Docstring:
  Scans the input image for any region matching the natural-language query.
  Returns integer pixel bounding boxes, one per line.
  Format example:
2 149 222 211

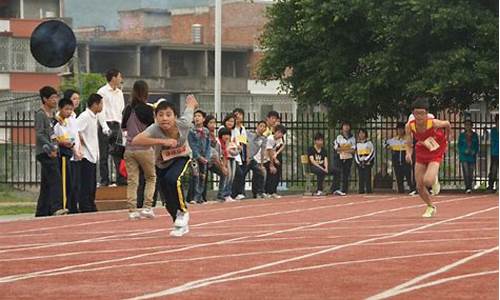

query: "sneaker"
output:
174 210 190 227
169 225 189 237
271 193 282 199
334 190 346 196
409 190 418 196
225 196 237 202
315 191 324 196
262 193 272 199
235 194 246 200
128 211 141 220
54 208 69 216
109 183 118 188
422 205 437 218
465 189 472 194
188 200 196 204
431 179 440 195
140 208 155 219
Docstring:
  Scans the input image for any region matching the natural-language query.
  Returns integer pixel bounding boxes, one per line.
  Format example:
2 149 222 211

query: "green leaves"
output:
258 0 498 124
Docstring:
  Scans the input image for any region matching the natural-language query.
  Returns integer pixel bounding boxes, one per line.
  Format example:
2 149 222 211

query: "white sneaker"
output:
465 189 472 194
225 196 237 202
315 191 324 196
235 194 246 200
128 211 141 220
174 210 190 227
262 193 272 199
169 225 189 237
422 205 437 218
109 183 118 188
140 208 155 219
271 193 282 199
409 190 418 196
334 190 346 196
431 179 441 195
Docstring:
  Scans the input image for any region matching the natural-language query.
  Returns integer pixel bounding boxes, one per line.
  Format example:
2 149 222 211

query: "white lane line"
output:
366 246 499 300
0 196 405 254
126 205 498 299
373 270 499 298
0 196 431 283
0 195 492 284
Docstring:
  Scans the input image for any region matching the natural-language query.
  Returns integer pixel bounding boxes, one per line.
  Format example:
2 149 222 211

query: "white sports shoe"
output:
140 208 155 219
170 225 189 237
271 193 282 199
262 193 272 199
334 190 346 196
315 191 324 196
174 210 190 227
431 178 441 195
235 194 246 200
128 211 141 220
422 205 437 218
225 196 237 202
409 190 418 196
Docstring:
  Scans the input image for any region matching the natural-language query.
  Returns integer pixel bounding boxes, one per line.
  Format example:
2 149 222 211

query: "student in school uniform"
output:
354 128 375 194
53 97 81 213
77 94 104 213
132 95 198 237
34 86 66 217
232 108 250 200
386 122 416 195
63 89 83 213
264 124 287 199
308 132 329 196
331 121 356 196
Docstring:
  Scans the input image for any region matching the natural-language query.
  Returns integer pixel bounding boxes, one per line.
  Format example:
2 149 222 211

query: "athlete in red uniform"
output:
405 97 450 217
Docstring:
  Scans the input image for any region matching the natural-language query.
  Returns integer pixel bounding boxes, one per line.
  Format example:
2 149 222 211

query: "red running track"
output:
0 193 498 299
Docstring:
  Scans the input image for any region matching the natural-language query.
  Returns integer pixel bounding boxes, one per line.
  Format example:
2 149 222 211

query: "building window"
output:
168 53 188 77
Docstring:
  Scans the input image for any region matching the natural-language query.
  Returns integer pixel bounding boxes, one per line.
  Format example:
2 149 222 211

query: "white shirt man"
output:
77 108 100 164
97 83 125 133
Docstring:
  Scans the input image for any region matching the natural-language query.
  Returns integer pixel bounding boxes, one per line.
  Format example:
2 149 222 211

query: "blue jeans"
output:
219 159 236 199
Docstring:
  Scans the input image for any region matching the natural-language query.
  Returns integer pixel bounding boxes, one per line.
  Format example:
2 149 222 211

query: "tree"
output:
258 0 498 124
60 73 107 114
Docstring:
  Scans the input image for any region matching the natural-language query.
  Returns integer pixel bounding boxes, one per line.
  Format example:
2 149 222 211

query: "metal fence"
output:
0 111 497 191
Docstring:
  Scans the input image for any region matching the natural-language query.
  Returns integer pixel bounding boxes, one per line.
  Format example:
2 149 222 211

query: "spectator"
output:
53 97 80 213
488 114 499 192
203 114 225 201
265 124 287 198
217 127 237 202
34 86 66 217
331 121 356 196
232 108 249 200
264 110 280 137
247 120 268 198
217 115 239 202
63 89 84 212
97 68 126 187
458 119 479 194
386 122 416 194
122 80 156 220
307 132 329 196
355 128 375 194
77 94 104 213
188 110 210 204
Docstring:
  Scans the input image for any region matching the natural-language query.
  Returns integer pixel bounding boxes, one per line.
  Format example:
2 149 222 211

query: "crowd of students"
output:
34 69 498 234
307 113 499 197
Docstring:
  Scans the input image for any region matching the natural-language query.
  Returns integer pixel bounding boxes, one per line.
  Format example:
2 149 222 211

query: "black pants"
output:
310 165 327 192
393 162 415 193
157 157 191 222
35 153 63 217
80 158 97 213
69 160 82 213
488 156 498 190
187 160 208 203
358 165 372 194
461 161 475 190
264 161 280 195
98 121 126 185
232 161 249 197
249 160 266 197
331 159 352 193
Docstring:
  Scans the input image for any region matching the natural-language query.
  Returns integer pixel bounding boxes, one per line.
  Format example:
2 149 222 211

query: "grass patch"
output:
0 184 37 203
0 205 35 216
